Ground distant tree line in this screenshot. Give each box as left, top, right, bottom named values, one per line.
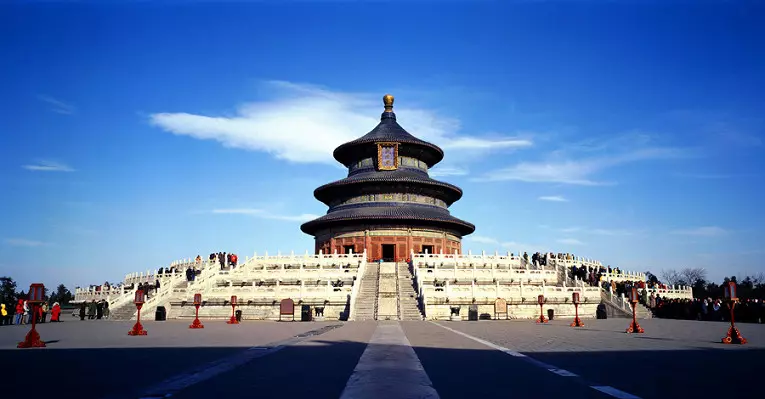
left=645, top=268, right=765, bottom=300
left=0, top=276, right=74, bottom=307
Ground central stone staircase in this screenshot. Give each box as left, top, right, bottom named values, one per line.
left=109, top=301, right=140, bottom=321
left=397, top=262, right=423, bottom=320
left=352, top=261, right=380, bottom=320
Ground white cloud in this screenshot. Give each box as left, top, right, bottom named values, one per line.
left=670, top=226, right=729, bottom=237
left=22, top=160, right=75, bottom=172
left=474, top=139, right=696, bottom=185
left=465, top=235, right=549, bottom=253
left=465, top=235, right=499, bottom=245
left=546, top=226, right=637, bottom=236
left=557, top=238, right=585, bottom=246
left=212, top=208, right=319, bottom=223
left=429, top=166, right=468, bottom=178
left=37, top=95, right=75, bottom=115
left=5, top=238, right=47, bottom=247
left=538, top=195, right=568, bottom=202
left=150, top=80, right=530, bottom=166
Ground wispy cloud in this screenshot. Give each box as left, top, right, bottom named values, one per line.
left=670, top=226, right=729, bottom=237
left=465, top=235, right=549, bottom=253
left=150, top=80, right=531, bottom=167
left=538, top=195, right=568, bottom=202
left=429, top=166, right=469, bottom=178
left=545, top=225, right=638, bottom=236
left=4, top=238, right=48, bottom=247
left=557, top=238, right=585, bottom=246
left=37, top=95, right=75, bottom=115
left=212, top=208, right=319, bottom=223
left=673, top=172, right=753, bottom=180
left=22, top=160, right=75, bottom=172
left=475, top=147, right=694, bottom=185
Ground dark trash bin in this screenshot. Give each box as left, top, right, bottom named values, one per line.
left=596, top=303, right=607, bottom=319
left=235, top=310, right=242, bottom=322
left=301, top=305, right=312, bottom=321
left=155, top=306, right=166, bottom=321
left=468, top=305, right=479, bottom=321
left=547, top=309, right=554, bottom=321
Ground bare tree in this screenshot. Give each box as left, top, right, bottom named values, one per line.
left=660, top=269, right=682, bottom=286
left=679, top=267, right=708, bottom=286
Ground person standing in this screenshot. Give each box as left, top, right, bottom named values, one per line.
left=50, top=302, right=61, bottom=322
left=40, top=302, right=48, bottom=323
left=79, top=302, right=86, bottom=320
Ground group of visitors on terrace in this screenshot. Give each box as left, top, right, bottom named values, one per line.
left=208, top=251, right=239, bottom=270
left=76, top=299, right=110, bottom=320
left=1, top=299, right=62, bottom=326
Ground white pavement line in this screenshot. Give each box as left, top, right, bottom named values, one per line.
left=591, top=386, right=642, bottom=399
left=129, top=325, right=343, bottom=399
left=431, top=322, right=643, bottom=399
left=548, top=368, right=578, bottom=377
left=430, top=321, right=527, bottom=357
left=340, top=322, right=440, bottom=399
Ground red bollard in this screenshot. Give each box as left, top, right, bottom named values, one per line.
left=226, top=295, right=239, bottom=324
left=721, top=282, right=747, bottom=344
left=128, top=289, right=148, bottom=336
left=18, top=283, right=47, bottom=348
left=625, top=287, right=644, bottom=334
left=536, top=294, right=548, bottom=323
left=570, top=292, right=584, bottom=327
left=190, top=293, right=204, bottom=329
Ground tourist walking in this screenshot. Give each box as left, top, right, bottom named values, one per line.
left=50, top=302, right=61, bottom=322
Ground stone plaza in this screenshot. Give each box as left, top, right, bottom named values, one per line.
left=1, top=318, right=763, bottom=398
left=8, top=95, right=754, bottom=399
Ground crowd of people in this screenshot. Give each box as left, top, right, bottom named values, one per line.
left=652, top=297, right=765, bottom=323
left=0, top=299, right=63, bottom=326
left=76, top=299, right=110, bottom=320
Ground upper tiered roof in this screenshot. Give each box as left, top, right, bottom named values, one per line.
left=301, top=94, right=475, bottom=237
left=332, top=94, right=444, bottom=167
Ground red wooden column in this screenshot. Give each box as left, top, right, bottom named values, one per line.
left=407, top=229, right=413, bottom=260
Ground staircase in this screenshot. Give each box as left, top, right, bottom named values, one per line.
left=397, top=262, right=423, bottom=320
left=352, top=261, right=380, bottom=320
left=109, top=301, right=141, bottom=321
left=109, top=278, right=190, bottom=321
left=600, top=289, right=653, bottom=319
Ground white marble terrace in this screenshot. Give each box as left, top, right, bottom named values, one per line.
left=74, top=248, right=692, bottom=321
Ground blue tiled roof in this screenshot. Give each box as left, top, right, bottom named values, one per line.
left=300, top=205, right=475, bottom=236
left=333, top=112, right=444, bottom=167
left=313, top=169, right=463, bottom=205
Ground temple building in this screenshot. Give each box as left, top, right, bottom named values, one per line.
left=301, top=94, right=475, bottom=261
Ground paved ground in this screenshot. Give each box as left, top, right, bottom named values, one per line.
left=0, top=318, right=761, bottom=399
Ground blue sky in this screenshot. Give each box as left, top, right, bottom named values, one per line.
left=1, top=1, right=763, bottom=291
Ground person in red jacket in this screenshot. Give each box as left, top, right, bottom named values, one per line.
left=50, top=302, right=61, bottom=322
left=14, top=300, right=24, bottom=325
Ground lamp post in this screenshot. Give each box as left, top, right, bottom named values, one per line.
left=570, top=292, right=584, bottom=327
left=18, top=283, right=46, bottom=348
left=226, top=295, right=239, bottom=324
left=189, top=293, right=204, bottom=329
left=721, top=281, right=747, bottom=344
left=625, top=287, right=644, bottom=334
left=536, top=294, right=548, bottom=323
left=128, top=289, right=148, bottom=336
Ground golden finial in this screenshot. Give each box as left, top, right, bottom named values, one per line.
left=383, top=94, right=394, bottom=112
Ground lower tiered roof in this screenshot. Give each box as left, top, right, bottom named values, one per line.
left=300, top=205, right=476, bottom=236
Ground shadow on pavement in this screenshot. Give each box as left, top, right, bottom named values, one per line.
left=0, top=340, right=761, bottom=399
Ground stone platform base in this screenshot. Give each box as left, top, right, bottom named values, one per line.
left=425, top=303, right=598, bottom=321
